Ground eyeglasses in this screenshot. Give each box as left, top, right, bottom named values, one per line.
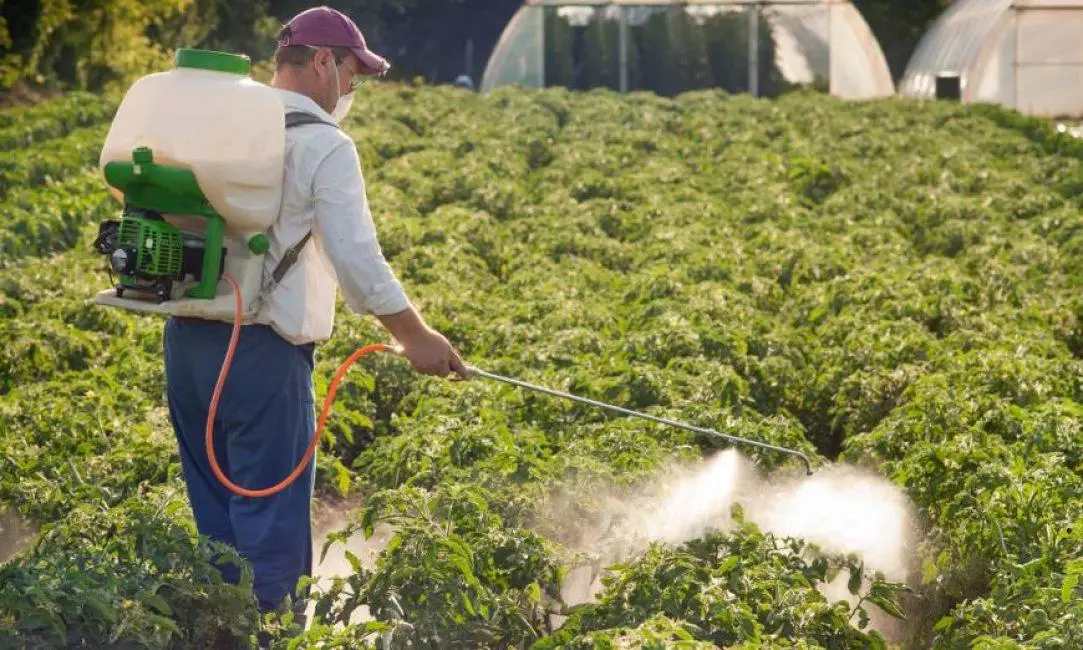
left=304, top=45, right=365, bottom=92
left=345, top=76, right=366, bottom=93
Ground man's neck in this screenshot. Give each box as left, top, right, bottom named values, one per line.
left=272, top=70, right=311, bottom=99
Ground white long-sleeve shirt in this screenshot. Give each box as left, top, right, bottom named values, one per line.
left=254, top=89, right=410, bottom=345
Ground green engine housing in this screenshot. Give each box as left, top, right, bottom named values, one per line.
left=96, top=210, right=187, bottom=302
left=118, top=212, right=183, bottom=277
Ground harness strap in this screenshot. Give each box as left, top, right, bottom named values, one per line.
left=260, top=111, right=339, bottom=303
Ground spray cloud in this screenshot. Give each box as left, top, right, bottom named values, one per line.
left=536, top=450, right=920, bottom=641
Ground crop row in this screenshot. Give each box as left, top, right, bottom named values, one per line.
left=0, top=169, right=117, bottom=267
left=0, top=92, right=116, bottom=150
left=0, top=124, right=109, bottom=200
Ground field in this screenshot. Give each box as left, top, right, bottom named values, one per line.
left=0, top=84, right=1080, bottom=649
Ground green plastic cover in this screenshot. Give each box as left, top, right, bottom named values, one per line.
left=174, top=48, right=251, bottom=76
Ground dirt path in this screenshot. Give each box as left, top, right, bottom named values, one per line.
left=0, top=509, right=38, bottom=565
left=304, top=497, right=394, bottom=628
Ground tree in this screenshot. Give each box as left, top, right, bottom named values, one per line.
left=0, top=0, right=268, bottom=93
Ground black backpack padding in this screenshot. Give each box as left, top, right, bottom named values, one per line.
left=284, top=110, right=338, bottom=130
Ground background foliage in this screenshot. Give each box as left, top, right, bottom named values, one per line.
left=0, top=0, right=948, bottom=99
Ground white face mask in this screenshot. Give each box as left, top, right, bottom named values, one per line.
left=318, top=49, right=355, bottom=124
left=332, top=91, right=354, bottom=123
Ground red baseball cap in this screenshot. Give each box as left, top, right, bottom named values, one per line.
left=278, top=6, right=390, bottom=76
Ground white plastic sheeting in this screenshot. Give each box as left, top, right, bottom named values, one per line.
left=480, top=1, right=894, bottom=100
left=900, top=0, right=1083, bottom=118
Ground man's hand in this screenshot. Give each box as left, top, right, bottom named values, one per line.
left=376, top=306, right=469, bottom=380
left=397, top=327, right=468, bottom=379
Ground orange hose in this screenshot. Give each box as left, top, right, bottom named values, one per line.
left=206, top=274, right=393, bottom=498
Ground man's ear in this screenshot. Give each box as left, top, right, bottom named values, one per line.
left=312, top=48, right=331, bottom=77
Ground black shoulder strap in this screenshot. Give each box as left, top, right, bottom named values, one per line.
left=265, top=111, right=336, bottom=292
left=270, top=231, right=312, bottom=286
left=285, top=110, right=338, bottom=130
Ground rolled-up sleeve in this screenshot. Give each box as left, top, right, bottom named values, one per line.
left=311, top=139, right=410, bottom=317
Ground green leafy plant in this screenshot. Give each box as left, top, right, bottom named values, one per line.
left=0, top=491, right=259, bottom=648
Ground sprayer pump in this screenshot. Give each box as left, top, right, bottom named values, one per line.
left=94, top=207, right=227, bottom=303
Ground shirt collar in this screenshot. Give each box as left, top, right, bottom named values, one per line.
left=276, top=88, right=336, bottom=123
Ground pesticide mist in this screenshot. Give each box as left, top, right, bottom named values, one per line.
left=539, top=449, right=921, bottom=640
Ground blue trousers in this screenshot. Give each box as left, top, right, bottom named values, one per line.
left=163, top=316, right=316, bottom=613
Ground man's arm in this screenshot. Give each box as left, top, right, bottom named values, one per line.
left=311, top=138, right=468, bottom=378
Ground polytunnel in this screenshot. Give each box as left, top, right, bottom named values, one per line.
left=480, top=0, right=895, bottom=100
left=900, top=0, right=1083, bottom=119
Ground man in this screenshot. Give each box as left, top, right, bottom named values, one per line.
left=162, top=4, right=468, bottom=628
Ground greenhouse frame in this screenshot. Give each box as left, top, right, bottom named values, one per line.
left=900, top=0, right=1083, bottom=118
left=480, top=0, right=895, bottom=100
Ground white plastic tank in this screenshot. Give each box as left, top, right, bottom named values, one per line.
left=99, top=49, right=286, bottom=232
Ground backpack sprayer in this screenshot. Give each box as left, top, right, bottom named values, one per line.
left=92, top=49, right=813, bottom=501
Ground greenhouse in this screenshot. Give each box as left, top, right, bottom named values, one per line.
left=480, top=0, right=895, bottom=99
left=899, top=0, right=1083, bottom=118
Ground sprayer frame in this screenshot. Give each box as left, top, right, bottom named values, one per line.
left=102, top=146, right=227, bottom=300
